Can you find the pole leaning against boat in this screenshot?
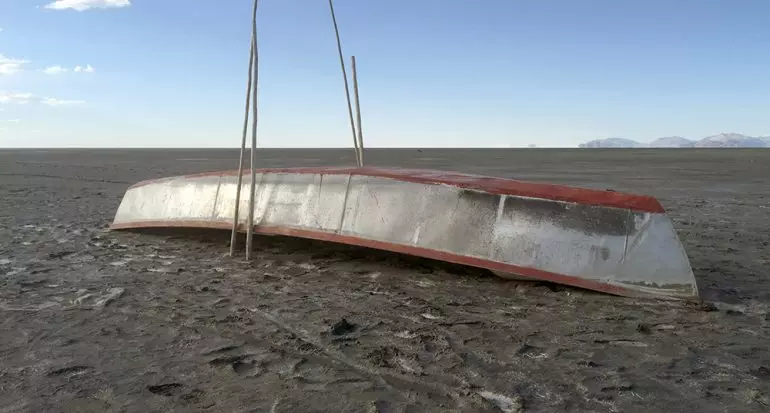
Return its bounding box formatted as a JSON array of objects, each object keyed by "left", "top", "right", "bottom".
[
  {"left": 228, "top": 8, "right": 256, "bottom": 257},
  {"left": 351, "top": 55, "right": 365, "bottom": 166},
  {"left": 245, "top": 0, "right": 260, "bottom": 260},
  {"left": 328, "top": 0, "right": 362, "bottom": 167}
]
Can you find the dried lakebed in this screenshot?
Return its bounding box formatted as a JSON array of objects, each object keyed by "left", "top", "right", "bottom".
[{"left": 0, "top": 148, "right": 768, "bottom": 412}]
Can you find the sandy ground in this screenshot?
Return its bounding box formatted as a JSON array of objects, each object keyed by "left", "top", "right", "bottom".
[{"left": 0, "top": 148, "right": 768, "bottom": 413}]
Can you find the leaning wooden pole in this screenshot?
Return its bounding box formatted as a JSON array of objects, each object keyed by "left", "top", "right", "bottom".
[
  {"left": 328, "top": 0, "right": 361, "bottom": 167},
  {"left": 229, "top": 33, "right": 256, "bottom": 256},
  {"left": 351, "top": 55, "right": 365, "bottom": 166},
  {"left": 245, "top": 0, "right": 260, "bottom": 260}
]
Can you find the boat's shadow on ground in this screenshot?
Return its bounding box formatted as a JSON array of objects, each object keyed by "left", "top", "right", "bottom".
[
  {"left": 124, "top": 227, "right": 498, "bottom": 279},
  {"left": 124, "top": 228, "right": 753, "bottom": 312}
]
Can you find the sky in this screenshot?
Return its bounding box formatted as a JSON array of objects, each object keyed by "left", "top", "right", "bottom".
[{"left": 0, "top": 0, "right": 769, "bottom": 148}]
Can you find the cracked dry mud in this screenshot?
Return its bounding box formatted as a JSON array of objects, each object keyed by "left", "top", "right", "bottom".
[{"left": 1, "top": 148, "right": 769, "bottom": 412}]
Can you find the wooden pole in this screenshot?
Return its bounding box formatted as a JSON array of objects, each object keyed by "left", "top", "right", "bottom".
[
  {"left": 328, "top": 0, "right": 361, "bottom": 167},
  {"left": 351, "top": 55, "right": 364, "bottom": 166},
  {"left": 245, "top": 0, "right": 260, "bottom": 260},
  {"left": 229, "top": 34, "right": 255, "bottom": 256}
]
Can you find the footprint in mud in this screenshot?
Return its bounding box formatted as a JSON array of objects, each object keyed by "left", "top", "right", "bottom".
[
  {"left": 232, "top": 360, "right": 259, "bottom": 375},
  {"left": 46, "top": 365, "right": 92, "bottom": 378},
  {"left": 330, "top": 318, "right": 356, "bottom": 336},
  {"left": 208, "top": 354, "right": 261, "bottom": 376},
  {"left": 514, "top": 343, "right": 544, "bottom": 358},
  {"left": 147, "top": 383, "right": 183, "bottom": 396}
]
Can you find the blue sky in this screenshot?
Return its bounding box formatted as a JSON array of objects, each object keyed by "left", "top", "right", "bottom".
[{"left": 0, "top": 0, "right": 769, "bottom": 148}]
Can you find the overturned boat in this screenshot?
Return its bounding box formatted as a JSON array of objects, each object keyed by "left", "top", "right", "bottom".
[{"left": 111, "top": 167, "right": 699, "bottom": 300}]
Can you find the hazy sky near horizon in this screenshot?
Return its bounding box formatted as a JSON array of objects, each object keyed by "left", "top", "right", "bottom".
[{"left": 1, "top": 0, "right": 769, "bottom": 148}]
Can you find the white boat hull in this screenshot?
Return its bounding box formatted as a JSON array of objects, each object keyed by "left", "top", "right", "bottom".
[{"left": 111, "top": 167, "right": 698, "bottom": 300}]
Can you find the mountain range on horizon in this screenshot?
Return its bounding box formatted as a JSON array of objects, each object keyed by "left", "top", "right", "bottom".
[{"left": 579, "top": 133, "right": 770, "bottom": 148}]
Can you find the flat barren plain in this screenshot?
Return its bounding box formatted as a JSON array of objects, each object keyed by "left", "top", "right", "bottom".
[{"left": 1, "top": 148, "right": 768, "bottom": 412}]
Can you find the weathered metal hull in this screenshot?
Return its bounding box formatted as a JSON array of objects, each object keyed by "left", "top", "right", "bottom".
[{"left": 110, "top": 167, "right": 698, "bottom": 300}]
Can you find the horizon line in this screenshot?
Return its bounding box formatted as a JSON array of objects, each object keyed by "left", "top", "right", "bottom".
[{"left": 1, "top": 146, "right": 768, "bottom": 150}]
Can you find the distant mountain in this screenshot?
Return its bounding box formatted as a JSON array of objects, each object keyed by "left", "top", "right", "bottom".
[
  {"left": 694, "top": 133, "right": 767, "bottom": 148},
  {"left": 647, "top": 136, "right": 695, "bottom": 148},
  {"left": 579, "top": 138, "right": 640, "bottom": 148},
  {"left": 579, "top": 133, "right": 769, "bottom": 148}
]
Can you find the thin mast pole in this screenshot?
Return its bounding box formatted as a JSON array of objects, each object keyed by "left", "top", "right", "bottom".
[
  {"left": 229, "top": 34, "right": 255, "bottom": 256},
  {"left": 351, "top": 55, "right": 364, "bottom": 166},
  {"left": 327, "top": 0, "right": 361, "bottom": 167},
  {"left": 245, "top": 0, "right": 260, "bottom": 260}
]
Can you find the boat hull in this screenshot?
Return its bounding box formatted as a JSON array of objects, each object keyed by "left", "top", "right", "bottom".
[{"left": 110, "top": 167, "right": 699, "bottom": 300}]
